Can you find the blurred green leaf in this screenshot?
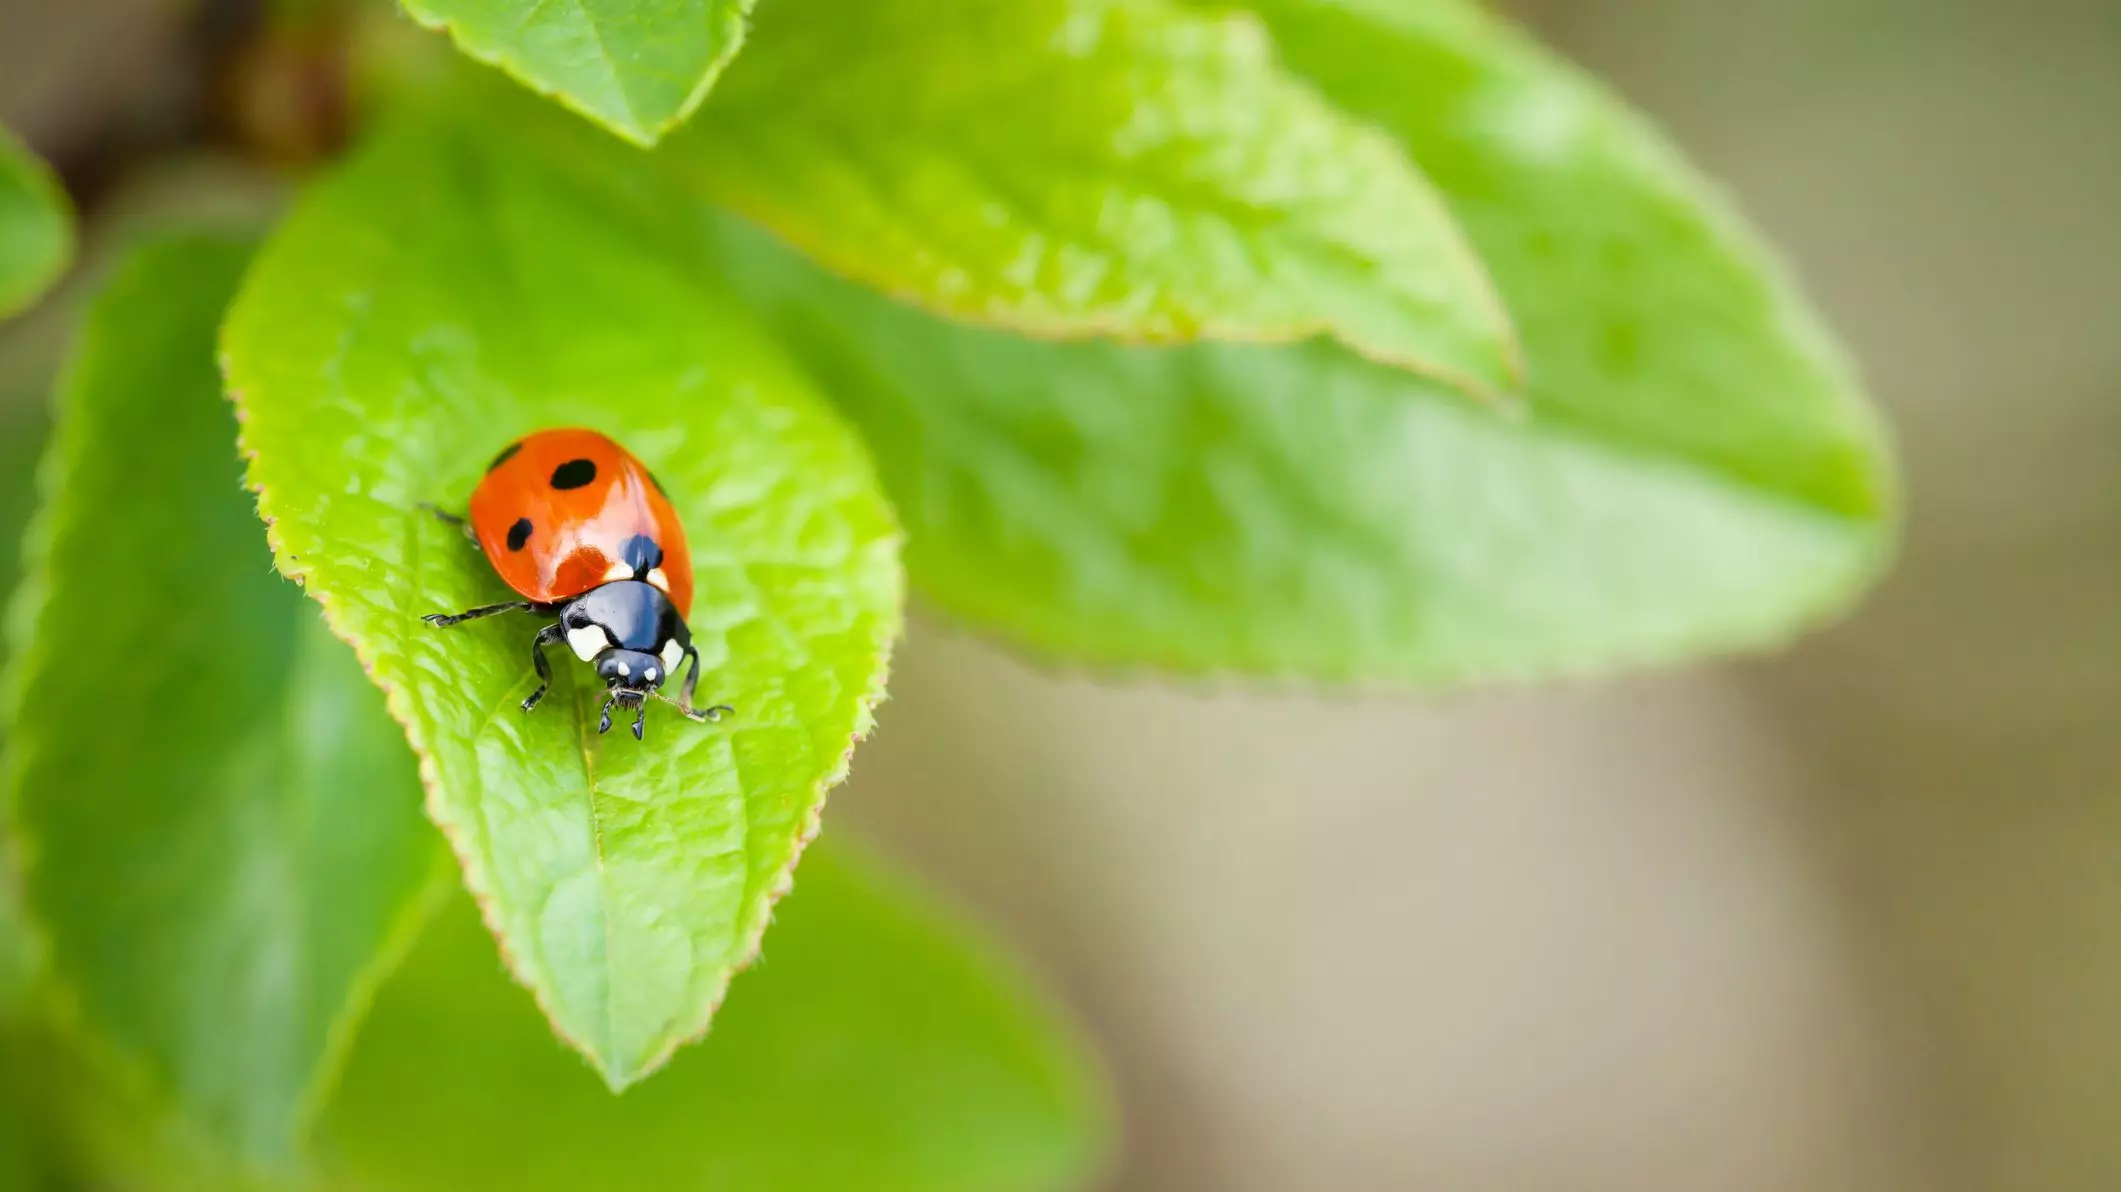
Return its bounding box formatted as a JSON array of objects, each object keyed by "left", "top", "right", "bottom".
[
  {"left": 0, "top": 411, "right": 42, "bottom": 663},
  {"left": 1245, "top": 0, "right": 1889, "bottom": 519},
  {"left": 0, "top": 848, "right": 25, "bottom": 1019},
  {"left": 0, "top": 1019, "right": 129, "bottom": 1192},
  {"left": 0, "top": 892, "right": 25, "bottom": 1021},
  {"left": 0, "top": 873, "right": 26, "bottom": 1018},
  {"left": 3, "top": 985, "right": 293, "bottom": 1191},
  {"left": 4, "top": 236, "right": 448, "bottom": 1171},
  {"left": 397, "top": 0, "right": 755, "bottom": 146},
  {"left": 674, "top": 0, "right": 1520, "bottom": 402},
  {"left": 701, "top": 0, "right": 1894, "bottom": 681},
  {"left": 0, "top": 1029, "right": 61, "bottom": 1192},
  {"left": 312, "top": 839, "right": 1111, "bottom": 1192},
  {"left": 0, "top": 411, "right": 45, "bottom": 1015},
  {"left": 0, "top": 127, "right": 71, "bottom": 320},
  {"left": 0, "top": 1095, "right": 38, "bottom": 1192},
  {"left": 221, "top": 112, "right": 903, "bottom": 1087}
]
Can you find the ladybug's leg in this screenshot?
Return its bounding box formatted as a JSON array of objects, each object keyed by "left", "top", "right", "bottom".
[
  {"left": 419, "top": 502, "right": 479, "bottom": 544},
  {"left": 422, "top": 600, "right": 533, "bottom": 627},
  {"left": 521, "top": 622, "right": 564, "bottom": 713},
  {"left": 676, "top": 646, "right": 733, "bottom": 723},
  {"left": 596, "top": 693, "right": 619, "bottom": 735}
]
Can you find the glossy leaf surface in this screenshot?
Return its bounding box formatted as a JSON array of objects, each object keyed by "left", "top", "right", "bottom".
[
  {"left": 1247, "top": 0, "right": 1887, "bottom": 516},
  {"left": 399, "top": 0, "right": 756, "bottom": 146},
  {"left": 314, "top": 841, "right": 1112, "bottom": 1192},
  {"left": 675, "top": 0, "right": 1519, "bottom": 401},
  {"left": 6, "top": 236, "right": 445, "bottom": 1170},
  {"left": 703, "top": 0, "right": 1894, "bottom": 681},
  {"left": 222, "top": 113, "right": 902, "bottom": 1086}
]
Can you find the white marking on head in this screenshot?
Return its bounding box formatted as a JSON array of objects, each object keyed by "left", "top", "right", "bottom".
[
  {"left": 616, "top": 660, "right": 630, "bottom": 678},
  {"left": 644, "top": 665, "right": 658, "bottom": 683},
  {"left": 660, "top": 639, "right": 683, "bottom": 670},
  {"left": 567, "top": 624, "right": 608, "bottom": 662},
  {"left": 647, "top": 567, "right": 670, "bottom": 593},
  {"left": 603, "top": 561, "right": 633, "bottom": 584}
]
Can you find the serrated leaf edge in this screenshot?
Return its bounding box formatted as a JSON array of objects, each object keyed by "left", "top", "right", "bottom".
[
  {"left": 714, "top": 172, "right": 1527, "bottom": 407},
  {"left": 904, "top": 495, "right": 1893, "bottom": 695},
  {"left": 220, "top": 374, "right": 903, "bottom": 1089},
  {"left": 682, "top": 1, "right": 1525, "bottom": 405},
  {"left": 396, "top": 0, "right": 756, "bottom": 148},
  {"left": 0, "top": 234, "right": 453, "bottom": 1175}
]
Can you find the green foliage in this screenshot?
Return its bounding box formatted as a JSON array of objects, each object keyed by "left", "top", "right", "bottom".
[
  {"left": 13, "top": 842, "right": 1110, "bottom": 1192},
  {"left": 221, "top": 113, "right": 903, "bottom": 1086},
  {"left": 399, "top": 0, "right": 756, "bottom": 146},
  {"left": 0, "top": 126, "right": 72, "bottom": 319},
  {"left": 674, "top": 0, "right": 1521, "bottom": 403},
  {"left": 313, "top": 841, "right": 1112, "bottom": 1192},
  {"left": 0, "top": 411, "right": 40, "bottom": 670},
  {"left": 5, "top": 237, "right": 449, "bottom": 1171},
  {"left": 0, "top": 1026, "right": 66, "bottom": 1192},
  {"left": 0, "top": 845, "right": 26, "bottom": 1015},
  {"left": 690, "top": 0, "right": 1894, "bottom": 680},
  {"left": 0, "top": 0, "right": 1899, "bottom": 1186},
  {"left": 4, "top": 231, "right": 1100, "bottom": 1190},
  {"left": 0, "top": 412, "right": 43, "bottom": 1015},
  {"left": 1246, "top": 0, "right": 1890, "bottom": 518}
]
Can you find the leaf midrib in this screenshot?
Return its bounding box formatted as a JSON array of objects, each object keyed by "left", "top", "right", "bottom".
[{"left": 567, "top": 677, "right": 621, "bottom": 1076}]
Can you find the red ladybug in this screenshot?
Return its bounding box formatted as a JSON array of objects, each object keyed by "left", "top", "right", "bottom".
[{"left": 423, "top": 428, "right": 729, "bottom": 740}]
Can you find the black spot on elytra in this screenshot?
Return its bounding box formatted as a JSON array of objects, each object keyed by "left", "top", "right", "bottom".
[
  {"left": 617, "top": 534, "right": 663, "bottom": 576},
  {"left": 487, "top": 441, "right": 523, "bottom": 473},
  {"left": 551, "top": 458, "right": 598, "bottom": 490},
  {"left": 506, "top": 517, "right": 533, "bottom": 551}
]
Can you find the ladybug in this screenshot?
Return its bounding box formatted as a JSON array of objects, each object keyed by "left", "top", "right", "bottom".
[{"left": 422, "top": 428, "right": 729, "bottom": 740}]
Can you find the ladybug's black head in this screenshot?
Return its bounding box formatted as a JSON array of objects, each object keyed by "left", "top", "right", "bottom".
[
  {"left": 593, "top": 647, "right": 671, "bottom": 739},
  {"left": 595, "top": 647, "right": 669, "bottom": 696}
]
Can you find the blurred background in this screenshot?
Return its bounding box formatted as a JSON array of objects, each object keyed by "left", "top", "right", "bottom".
[{"left": 4, "top": 0, "right": 2119, "bottom": 1189}]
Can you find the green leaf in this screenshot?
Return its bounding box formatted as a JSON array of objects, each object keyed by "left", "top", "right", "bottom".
[
  {"left": 1242, "top": 0, "right": 1890, "bottom": 519},
  {"left": 0, "top": 1027, "right": 65, "bottom": 1192},
  {"left": 0, "top": 411, "right": 42, "bottom": 670},
  {"left": 0, "top": 832, "right": 27, "bottom": 1020},
  {"left": 221, "top": 111, "right": 903, "bottom": 1087},
  {"left": 700, "top": 0, "right": 1895, "bottom": 683},
  {"left": 4, "top": 235, "right": 448, "bottom": 1171},
  {"left": 0, "top": 412, "right": 47, "bottom": 1015},
  {"left": 312, "top": 839, "right": 1112, "bottom": 1192},
  {"left": 672, "top": 0, "right": 1520, "bottom": 402},
  {"left": 398, "top": 0, "right": 756, "bottom": 147},
  {"left": 0, "top": 126, "right": 72, "bottom": 319}
]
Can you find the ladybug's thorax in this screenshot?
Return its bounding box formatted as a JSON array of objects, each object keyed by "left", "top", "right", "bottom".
[{"left": 560, "top": 580, "right": 690, "bottom": 686}]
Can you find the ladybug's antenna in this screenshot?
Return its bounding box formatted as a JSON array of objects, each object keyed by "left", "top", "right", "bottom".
[
  {"left": 647, "top": 689, "right": 694, "bottom": 718},
  {"left": 649, "top": 689, "right": 730, "bottom": 724}
]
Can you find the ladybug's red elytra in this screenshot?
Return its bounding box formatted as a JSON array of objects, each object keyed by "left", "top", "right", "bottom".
[{"left": 422, "top": 428, "right": 729, "bottom": 740}]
